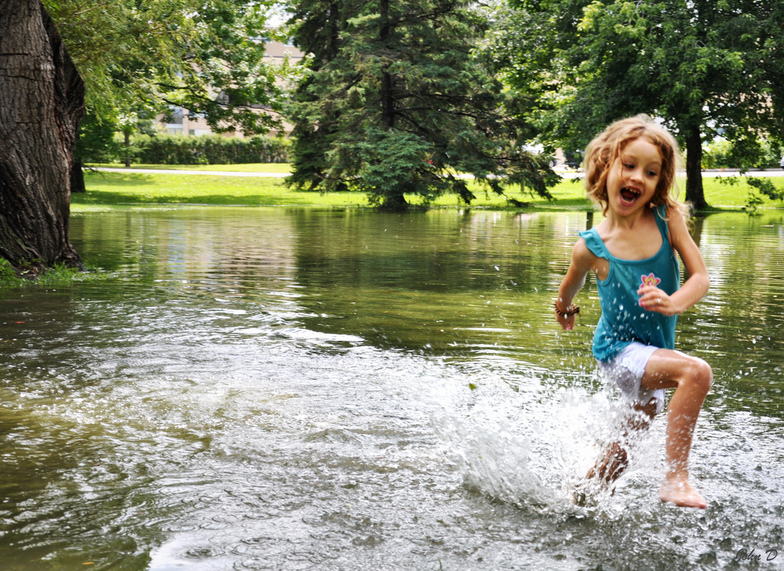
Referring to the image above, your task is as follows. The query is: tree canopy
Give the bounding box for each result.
[493,0,784,209]
[1,0,291,271]
[44,0,287,139]
[284,0,558,210]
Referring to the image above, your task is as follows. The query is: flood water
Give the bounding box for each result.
[1,207,783,570]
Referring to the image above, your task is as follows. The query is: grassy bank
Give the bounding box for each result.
[87,163,293,173]
[73,165,784,211]
[75,170,366,209]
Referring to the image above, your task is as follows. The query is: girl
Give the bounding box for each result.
[555,115,712,509]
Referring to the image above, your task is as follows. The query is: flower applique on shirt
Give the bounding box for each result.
[640,272,661,287]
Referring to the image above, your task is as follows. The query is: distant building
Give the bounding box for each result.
[157,41,304,138]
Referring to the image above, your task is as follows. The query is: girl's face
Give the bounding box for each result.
[606,137,662,217]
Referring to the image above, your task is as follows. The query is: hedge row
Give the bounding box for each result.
[701,138,782,170]
[123,134,290,165]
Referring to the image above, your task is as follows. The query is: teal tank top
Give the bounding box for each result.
[578,205,680,362]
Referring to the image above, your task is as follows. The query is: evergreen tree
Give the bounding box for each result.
[285,0,558,209]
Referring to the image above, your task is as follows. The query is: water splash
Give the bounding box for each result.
[434,366,665,514]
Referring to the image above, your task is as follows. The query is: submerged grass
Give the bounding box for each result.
[74,165,784,211]
[0,258,110,287]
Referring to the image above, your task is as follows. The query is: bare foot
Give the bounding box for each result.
[659,475,707,508]
[587,441,628,485]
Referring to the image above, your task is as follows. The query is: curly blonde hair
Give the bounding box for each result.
[583,115,687,218]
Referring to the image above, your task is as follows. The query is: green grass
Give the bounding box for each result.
[74,166,784,211]
[75,170,370,208]
[88,162,292,173]
[0,258,110,287]
[697,175,784,209]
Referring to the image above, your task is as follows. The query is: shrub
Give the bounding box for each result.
[703,137,783,170]
[124,134,290,165]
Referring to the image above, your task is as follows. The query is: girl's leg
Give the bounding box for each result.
[588,398,657,484]
[641,349,712,508]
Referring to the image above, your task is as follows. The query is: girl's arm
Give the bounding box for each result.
[638,212,710,315]
[556,239,595,330]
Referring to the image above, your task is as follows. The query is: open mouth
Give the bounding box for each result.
[620,187,641,204]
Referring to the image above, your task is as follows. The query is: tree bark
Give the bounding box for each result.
[70,158,86,194]
[0,0,85,270]
[379,0,395,130]
[377,0,406,209]
[683,123,708,210]
[124,130,131,168]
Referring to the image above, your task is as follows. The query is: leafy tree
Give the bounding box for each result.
[494,0,784,210]
[44,0,286,161]
[285,0,558,210]
[1,0,285,271]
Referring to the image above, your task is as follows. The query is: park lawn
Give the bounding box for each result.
[76,170,584,210]
[404,176,783,210]
[696,175,784,208]
[87,163,293,173]
[497,175,784,210]
[73,168,784,211]
[75,170,370,208]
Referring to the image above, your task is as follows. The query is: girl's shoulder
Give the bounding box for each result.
[573,233,599,260]
[576,226,608,261]
[663,204,692,249]
[573,231,610,280]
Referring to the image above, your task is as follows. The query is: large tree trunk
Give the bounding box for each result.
[683,123,708,211]
[70,158,86,194]
[0,0,85,271]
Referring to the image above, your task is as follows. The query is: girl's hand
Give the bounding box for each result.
[555,310,575,331]
[638,285,678,316]
[554,301,579,330]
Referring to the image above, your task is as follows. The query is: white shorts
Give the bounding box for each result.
[597,342,665,414]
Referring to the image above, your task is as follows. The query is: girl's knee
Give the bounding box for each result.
[687,357,713,393]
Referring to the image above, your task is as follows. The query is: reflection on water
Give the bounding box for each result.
[0,207,782,569]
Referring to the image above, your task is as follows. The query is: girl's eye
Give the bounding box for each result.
[647,171,659,177]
